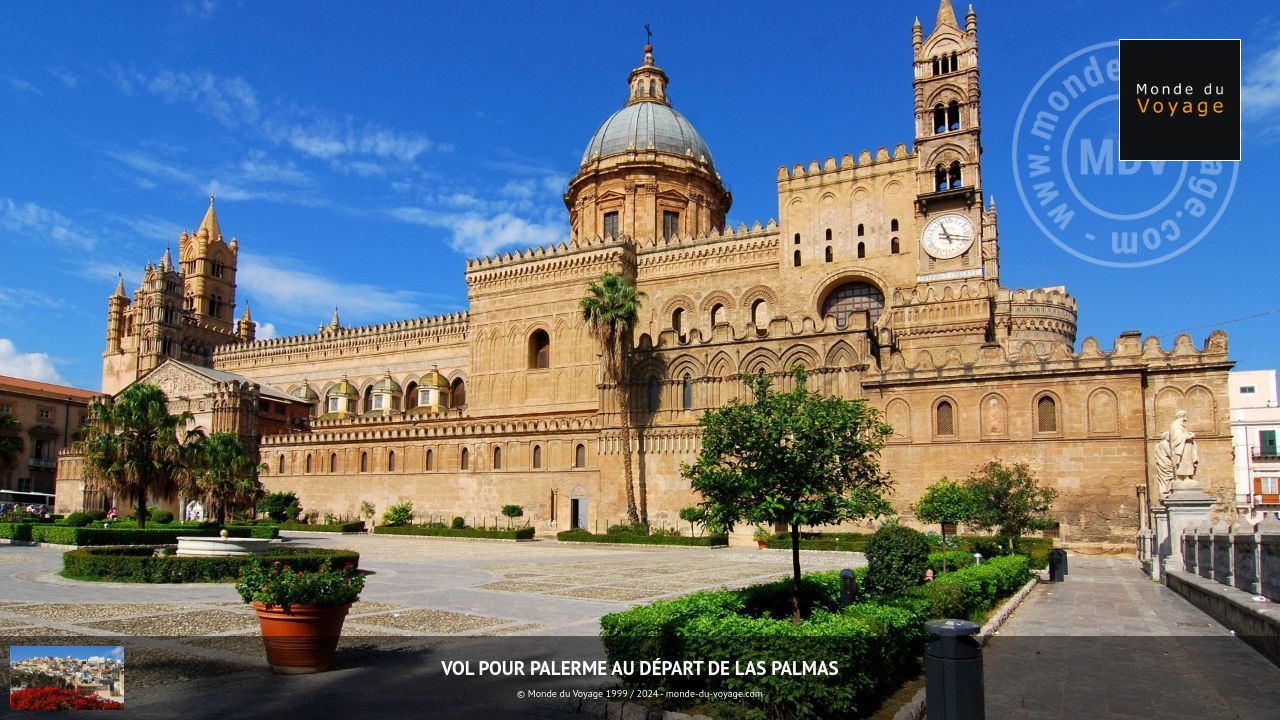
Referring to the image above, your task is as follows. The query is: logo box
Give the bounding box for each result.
[1119,39,1240,162]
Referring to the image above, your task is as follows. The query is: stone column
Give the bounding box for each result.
[1155,482,1214,582]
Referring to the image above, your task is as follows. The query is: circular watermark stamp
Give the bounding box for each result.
[1012,41,1238,268]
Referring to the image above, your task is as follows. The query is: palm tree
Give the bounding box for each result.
[0,414,22,474]
[192,432,265,525]
[79,383,202,529]
[581,272,647,526]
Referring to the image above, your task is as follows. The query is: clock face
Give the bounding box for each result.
[920,213,975,259]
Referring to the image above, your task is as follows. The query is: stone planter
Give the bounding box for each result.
[252,602,350,674]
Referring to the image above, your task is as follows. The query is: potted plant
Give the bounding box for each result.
[236,555,365,674]
[753,526,772,550]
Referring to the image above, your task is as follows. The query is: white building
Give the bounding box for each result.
[1229,370,1280,518]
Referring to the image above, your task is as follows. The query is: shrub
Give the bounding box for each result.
[61,545,360,583]
[281,520,365,533]
[555,529,727,547]
[969,537,1007,559]
[926,551,976,574]
[258,491,301,523]
[236,555,363,610]
[63,512,92,527]
[359,500,376,520]
[85,509,108,521]
[152,509,175,524]
[762,531,873,552]
[865,525,930,596]
[0,523,33,541]
[450,516,465,529]
[382,501,414,527]
[650,526,682,538]
[31,524,279,546]
[374,524,534,540]
[500,504,523,519]
[607,522,649,535]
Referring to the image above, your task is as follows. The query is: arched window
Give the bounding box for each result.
[450,378,466,407]
[891,218,899,232]
[672,308,684,335]
[932,57,940,76]
[1036,395,1058,433]
[825,246,833,262]
[934,104,946,134]
[574,443,586,468]
[388,451,396,472]
[891,237,900,254]
[821,281,885,328]
[947,101,961,131]
[751,298,768,326]
[329,453,337,473]
[532,445,542,469]
[493,446,502,470]
[305,454,312,473]
[647,377,660,411]
[529,329,550,369]
[405,382,419,410]
[711,304,726,325]
[649,80,655,97]
[362,386,373,413]
[682,375,693,410]
[277,455,284,474]
[935,165,948,191]
[857,223,864,236]
[948,161,962,189]
[425,448,434,471]
[360,452,368,473]
[825,228,832,241]
[793,250,801,267]
[857,242,866,259]
[936,401,955,436]
[794,233,800,244]
[460,447,470,470]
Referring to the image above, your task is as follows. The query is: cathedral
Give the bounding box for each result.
[62,1,1233,546]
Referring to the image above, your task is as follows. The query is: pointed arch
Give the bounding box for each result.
[885,398,911,442]
[824,340,858,368]
[980,392,1008,438]
[1087,387,1119,436]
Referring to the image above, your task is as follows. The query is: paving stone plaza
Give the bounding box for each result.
[2,536,1278,718]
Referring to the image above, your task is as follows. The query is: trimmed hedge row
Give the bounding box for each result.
[908,555,1030,621]
[0,523,278,545]
[281,520,366,533]
[62,546,360,583]
[556,529,728,547]
[764,532,1054,569]
[600,559,1030,720]
[374,525,535,540]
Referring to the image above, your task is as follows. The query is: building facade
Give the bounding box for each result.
[1,375,95,501]
[62,1,1235,545]
[1228,370,1280,517]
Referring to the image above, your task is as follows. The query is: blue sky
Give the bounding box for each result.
[9,645,124,663]
[0,0,1276,391]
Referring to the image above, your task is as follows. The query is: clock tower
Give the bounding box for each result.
[911,1,997,284]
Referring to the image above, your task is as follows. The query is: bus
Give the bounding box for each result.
[0,489,56,514]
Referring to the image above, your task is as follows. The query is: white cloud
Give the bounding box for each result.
[263,116,434,164]
[255,322,278,340]
[7,77,43,96]
[102,148,323,206]
[237,253,425,325]
[0,197,94,250]
[388,207,565,257]
[107,66,258,127]
[110,214,183,244]
[0,287,64,311]
[110,647,124,661]
[182,0,218,18]
[1244,39,1280,122]
[45,66,77,88]
[0,338,66,384]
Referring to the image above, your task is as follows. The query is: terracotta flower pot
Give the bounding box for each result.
[757,540,768,550]
[253,601,351,674]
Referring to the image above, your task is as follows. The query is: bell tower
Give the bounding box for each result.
[911,2,994,281]
[180,195,238,333]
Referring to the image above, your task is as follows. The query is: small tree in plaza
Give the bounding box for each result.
[912,477,979,573]
[679,506,705,537]
[79,383,203,529]
[192,432,266,526]
[258,491,301,523]
[501,504,524,529]
[683,368,894,622]
[963,460,1058,552]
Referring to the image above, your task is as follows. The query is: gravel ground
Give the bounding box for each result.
[125,646,255,688]
[355,609,507,634]
[476,581,573,593]
[0,627,83,637]
[1,602,197,622]
[549,587,661,602]
[348,601,412,615]
[84,610,260,635]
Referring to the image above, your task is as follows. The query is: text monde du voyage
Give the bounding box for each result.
[440,659,840,677]
[1134,82,1228,118]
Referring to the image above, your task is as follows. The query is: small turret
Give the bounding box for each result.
[966,4,977,35]
[913,16,923,51]
[236,304,256,342]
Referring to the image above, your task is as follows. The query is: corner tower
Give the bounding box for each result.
[180,195,238,333]
[566,42,731,243]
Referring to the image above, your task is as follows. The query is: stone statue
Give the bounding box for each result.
[1154,431,1174,498]
[186,500,204,522]
[1169,410,1199,484]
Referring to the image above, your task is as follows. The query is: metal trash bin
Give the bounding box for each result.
[925,619,984,720]
[1048,548,1068,582]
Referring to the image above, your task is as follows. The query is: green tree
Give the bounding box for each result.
[581,272,647,525]
[678,506,705,537]
[79,383,202,529]
[0,414,22,471]
[683,368,894,622]
[258,491,301,523]
[912,477,978,573]
[192,432,265,526]
[500,504,524,529]
[963,460,1058,552]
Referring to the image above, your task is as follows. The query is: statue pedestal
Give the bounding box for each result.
[1152,484,1214,581]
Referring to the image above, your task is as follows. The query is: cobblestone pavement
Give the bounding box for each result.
[985,556,1280,720]
[0,534,861,716]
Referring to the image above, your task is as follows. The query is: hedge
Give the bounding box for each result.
[374,524,535,540]
[908,555,1030,621]
[62,546,360,583]
[7,524,279,546]
[765,532,1054,568]
[600,558,1029,720]
[281,520,366,533]
[556,529,728,547]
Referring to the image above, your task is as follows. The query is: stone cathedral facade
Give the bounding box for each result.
[69,1,1233,546]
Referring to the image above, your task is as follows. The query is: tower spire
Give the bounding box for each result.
[626,30,670,107]
[198,193,222,241]
[936,0,958,29]
[113,273,126,298]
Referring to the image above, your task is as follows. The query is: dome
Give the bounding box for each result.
[581,102,716,174]
[329,378,357,397]
[419,366,449,389]
[373,374,402,394]
[292,383,319,402]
